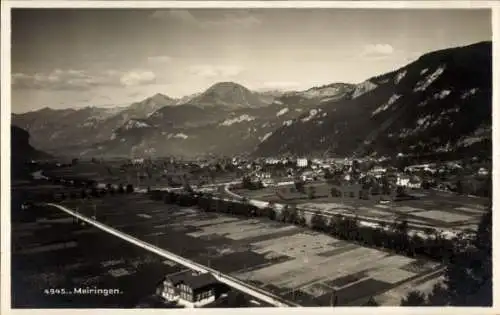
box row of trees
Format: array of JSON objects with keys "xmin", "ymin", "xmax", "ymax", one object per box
[
  {"xmin": 309, "ymin": 212, "xmax": 457, "ymax": 261},
  {"xmin": 47, "ymin": 176, "xmax": 97, "ymax": 188},
  {"xmin": 33, "ymin": 181, "xmax": 135, "ymax": 203},
  {"xmin": 48, "ymin": 174, "xmax": 136, "ymax": 193},
  {"xmin": 155, "ymin": 189, "xmax": 457, "ymax": 263}
]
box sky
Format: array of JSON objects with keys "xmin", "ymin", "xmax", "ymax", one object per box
[{"xmin": 11, "ymin": 8, "xmax": 492, "ymax": 113}]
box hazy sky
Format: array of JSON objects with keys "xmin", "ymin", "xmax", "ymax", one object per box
[{"xmin": 11, "ymin": 8, "xmax": 491, "ymax": 113}]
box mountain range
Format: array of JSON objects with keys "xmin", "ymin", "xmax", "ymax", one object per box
[{"xmin": 12, "ymin": 41, "xmax": 492, "ymax": 161}]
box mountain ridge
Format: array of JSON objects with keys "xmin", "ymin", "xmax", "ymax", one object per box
[
  {"xmin": 11, "ymin": 41, "xmax": 492, "ymax": 160},
  {"xmin": 254, "ymin": 41, "xmax": 492, "ymax": 160}
]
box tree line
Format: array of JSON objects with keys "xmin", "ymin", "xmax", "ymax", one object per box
[
  {"xmin": 155, "ymin": 189, "xmax": 455, "ymax": 262},
  {"xmin": 31, "ymin": 179, "xmax": 135, "ymax": 203}
]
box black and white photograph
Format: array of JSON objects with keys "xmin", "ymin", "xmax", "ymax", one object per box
[{"xmin": 2, "ymin": 1, "xmax": 496, "ymax": 311}]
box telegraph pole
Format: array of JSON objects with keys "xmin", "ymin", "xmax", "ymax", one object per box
[
  {"xmin": 330, "ymin": 289, "xmax": 338, "ymax": 307},
  {"xmin": 207, "ymin": 248, "xmax": 211, "ymax": 268}
]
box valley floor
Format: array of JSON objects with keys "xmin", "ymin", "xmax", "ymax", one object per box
[{"xmin": 46, "ymin": 194, "xmax": 445, "ymax": 306}]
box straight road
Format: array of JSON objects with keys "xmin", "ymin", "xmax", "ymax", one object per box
[{"xmin": 46, "ymin": 203, "xmax": 299, "ymax": 308}]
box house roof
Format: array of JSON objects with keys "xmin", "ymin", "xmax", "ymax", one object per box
[
  {"xmin": 165, "ymin": 272, "xmax": 218, "ymax": 291},
  {"xmin": 167, "ymin": 272, "xmax": 191, "ymax": 286},
  {"xmin": 184, "ymin": 273, "xmax": 218, "ymax": 290},
  {"xmin": 331, "ymin": 183, "xmax": 363, "ymax": 191}
]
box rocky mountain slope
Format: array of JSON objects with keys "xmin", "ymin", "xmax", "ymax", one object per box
[
  {"xmin": 255, "ymin": 41, "xmax": 492, "ymax": 159},
  {"xmin": 11, "ymin": 125, "xmax": 51, "ymax": 179}
]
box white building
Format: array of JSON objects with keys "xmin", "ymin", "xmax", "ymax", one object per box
[
  {"xmin": 297, "ymin": 158, "xmax": 308, "ymax": 168},
  {"xmin": 312, "ymin": 158, "xmax": 323, "ymax": 165},
  {"xmin": 369, "ymin": 166, "xmax": 387, "ymax": 178},
  {"xmin": 478, "ymin": 167, "xmax": 489, "ymax": 176},
  {"xmin": 377, "ymin": 156, "xmax": 390, "ymax": 162},
  {"xmin": 446, "ymin": 162, "xmax": 463, "ymax": 170},
  {"xmin": 132, "ymin": 158, "xmax": 145, "ymax": 165},
  {"xmin": 265, "ymin": 158, "xmax": 280, "ymax": 165},
  {"xmin": 397, "ymin": 176, "xmax": 410, "ymax": 187},
  {"xmin": 397, "ymin": 175, "xmax": 422, "ymax": 189},
  {"xmin": 405, "ymin": 164, "xmax": 437, "ymax": 174},
  {"xmin": 262, "ymin": 178, "xmax": 275, "ymax": 187},
  {"xmin": 256, "ymin": 172, "xmax": 272, "ymax": 179},
  {"xmin": 299, "ymin": 170, "xmax": 317, "ymax": 182}
]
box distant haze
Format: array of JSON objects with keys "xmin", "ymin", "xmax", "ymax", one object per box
[{"xmin": 11, "ymin": 8, "xmax": 491, "ymax": 113}]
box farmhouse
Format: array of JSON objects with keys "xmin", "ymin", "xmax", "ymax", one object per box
[
  {"xmin": 157, "ymin": 271, "xmax": 221, "ymax": 308},
  {"xmin": 396, "ymin": 174, "xmax": 422, "ymax": 189}
]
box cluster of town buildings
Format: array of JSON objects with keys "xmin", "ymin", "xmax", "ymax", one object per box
[
  {"xmin": 43, "ymin": 154, "xmax": 489, "ymax": 195},
  {"xmin": 117, "ymin": 154, "xmax": 488, "ymax": 180},
  {"xmin": 236, "ymin": 156, "xmax": 490, "ymax": 194}
]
